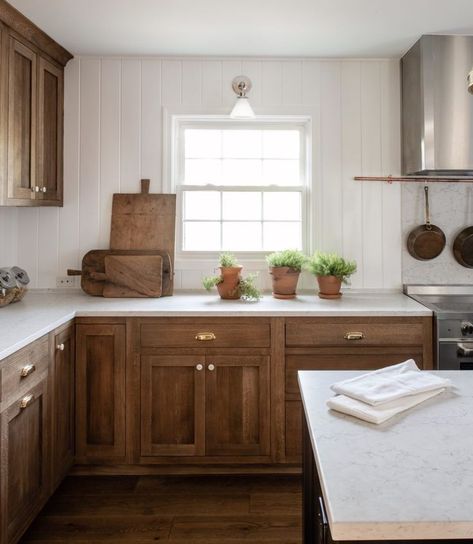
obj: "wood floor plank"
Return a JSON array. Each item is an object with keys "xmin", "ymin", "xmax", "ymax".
[{"xmin": 20, "ymin": 475, "xmax": 302, "ymax": 543}]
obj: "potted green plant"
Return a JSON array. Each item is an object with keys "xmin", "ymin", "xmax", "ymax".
[
  {"xmin": 266, "ymin": 249, "xmax": 306, "ymax": 299},
  {"xmin": 306, "ymin": 252, "xmax": 356, "ymax": 299},
  {"xmin": 202, "ymin": 253, "xmax": 261, "ymax": 301}
]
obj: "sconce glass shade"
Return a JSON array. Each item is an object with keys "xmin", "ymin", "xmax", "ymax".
[
  {"xmin": 230, "ymin": 96, "xmax": 255, "ymax": 119},
  {"xmin": 469, "ymin": 68, "xmax": 473, "ymax": 94}
]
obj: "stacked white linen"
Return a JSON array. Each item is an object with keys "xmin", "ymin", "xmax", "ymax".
[{"xmin": 327, "ymin": 360, "xmax": 451, "ymax": 424}]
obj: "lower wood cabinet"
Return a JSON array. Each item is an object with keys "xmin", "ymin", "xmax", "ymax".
[
  {"xmin": 51, "ymin": 323, "xmax": 75, "ymax": 488},
  {"xmin": 0, "ymin": 377, "xmax": 50, "ymax": 544},
  {"xmin": 75, "ymin": 322, "xmax": 126, "ymax": 463},
  {"xmin": 140, "ymin": 353, "xmax": 270, "ymax": 459}
]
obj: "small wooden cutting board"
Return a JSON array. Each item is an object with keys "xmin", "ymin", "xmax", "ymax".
[{"xmin": 104, "ymin": 255, "xmax": 163, "ymax": 297}]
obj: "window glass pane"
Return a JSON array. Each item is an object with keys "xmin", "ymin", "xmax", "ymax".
[
  {"xmin": 185, "ymin": 159, "xmax": 221, "ymax": 185},
  {"xmin": 184, "ymin": 191, "xmax": 220, "ymax": 220},
  {"xmin": 263, "ymin": 222, "xmax": 302, "ymax": 250},
  {"xmin": 262, "ymin": 159, "xmax": 299, "ymax": 186},
  {"xmin": 263, "ymin": 130, "xmax": 300, "ymax": 159},
  {"xmin": 183, "ymin": 222, "xmax": 220, "ymax": 251},
  {"xmin": 222, "ymin": 159, "xmax": 262, "ymax": 185},
  {"xmin": 223, "ymin": 222, "xmax": 262, "ymax": 251},
  {"xmin": 185, "ymin": 129, "xmax": 221, "ymax": 158},
  {"xmin": 222, "ymin": 192, "xmax": 261, "ymax": 220},
  {"xmin": 263, "ymin": 192, "xmax": 301, "ymax": 221},
  {"xmin": 222, "ymin": 130, "xmax": 262, "ymax": 158}
]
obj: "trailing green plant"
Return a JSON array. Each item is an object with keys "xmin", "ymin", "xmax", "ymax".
[
  {"xmin": 237, "ymin": 273, "xmax": 261, "ymax": 301},
  {"xmin": 306, "ymin": 252, "xmax": 357, "ymax": 284},
  {"xmin": 219, "ymin": 252, "xmax": 239, "ymax": 268},
  {"xmin": 202, "ymin": 275, "xmax": 222, "ymax": 290},
  {"xmin": 266, "ymin": 249, "xmax": 307, "ymax": 272}
]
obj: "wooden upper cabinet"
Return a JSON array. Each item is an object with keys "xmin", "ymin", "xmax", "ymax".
[
  {"xmin": 141, "ymin": 355, "xmax": 205, "ymax": 457},
  {"xmin": 37, "ymin": 56, "xmax": 63, "ymax": 204},
  {"xmin": 0, "ymin": 2, "xmax": 72, "ymax": 207},
  {"xmin": 75, "ymin": 323, "xmax": 126, "ymax": 462},
  {"xmin": 205, "ymin": 355, "xmax": 270, "ymax": 457},
  {"xmin": 7, "ymin": 37, "xmax": 36, "ymax": 201}
]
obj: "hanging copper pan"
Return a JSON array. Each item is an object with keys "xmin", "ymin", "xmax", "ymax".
[
  {"xmin": 453, "ymin": 198, "xmax": 473, "ymax": 268},
  {"xmin": 407, "ymin": 186, "xmax": 446, "ymax": 261}
]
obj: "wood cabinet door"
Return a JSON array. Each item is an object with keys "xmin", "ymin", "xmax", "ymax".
[
  {"xmin": 51, "ymin": 324, "xmax": 74, "ymax": 488},
  {"xmin": 7, "ymin": 37, "xmax": 36, "ymax": 201},
  {"xmin": 141, "ymin": 355, "xmax": 205, "ymax": 456},
  {"xmin": 37, "ymin": 56, "xmax": 63, "ymax": 204},
  {"xmin": 0, "ymin": 378, "xmax": 49, "ymax": 544},
  {"xmin": 205, "ymin": 355, "xmax": 270, "ymax": 456},
  {"xmin": 76, "ymin": 324, "xmax": 126, "ymax": 462}
]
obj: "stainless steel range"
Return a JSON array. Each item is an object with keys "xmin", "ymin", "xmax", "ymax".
[{"xmin": 405, "ymin": 285, "xmax": 473, "ymax": 370}]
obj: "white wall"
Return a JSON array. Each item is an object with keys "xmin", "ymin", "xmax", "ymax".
[{"xmin": 0, "ymin": 56, "xmax": 402, "ymax": 290}]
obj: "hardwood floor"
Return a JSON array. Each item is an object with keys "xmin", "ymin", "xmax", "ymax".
[{"xmin": 20, "ymin": 475, "xmax": 302, "ymax": 543}]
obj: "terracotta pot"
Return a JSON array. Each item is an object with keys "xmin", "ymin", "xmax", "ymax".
[
  {"xmin": 216, "ymin": 266, "xmax": 242, "ymax": 300},
  {"xmin": 316, "ymin": 275, "xmax": 342, "ymax": 299},
  {"xmin": 269, "ymin": 267, "xmax": 300, "ymax": 299}
]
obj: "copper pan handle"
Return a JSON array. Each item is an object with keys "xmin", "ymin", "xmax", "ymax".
[{"xmin": 424, "ymin": 185, "xmax": 432, "ymax": 230}]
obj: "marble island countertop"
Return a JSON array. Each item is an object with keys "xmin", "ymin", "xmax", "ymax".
[
  {"xmin": 0, "ymin": 289, "xmax": 430, "ymax": 362},
  {"xmin": 299, "ymin": 370, "xmax": 473, "ymax": 541}
]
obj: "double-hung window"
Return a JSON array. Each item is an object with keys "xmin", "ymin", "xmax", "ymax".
[{"xmin": 174, "ymin": 119, "xmax": 308, "ymax": 256}]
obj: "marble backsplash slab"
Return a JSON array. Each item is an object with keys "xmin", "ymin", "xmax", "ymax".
[{"xmin": 402, "ymin": 182, "xmax": 473, "ymax": 284}]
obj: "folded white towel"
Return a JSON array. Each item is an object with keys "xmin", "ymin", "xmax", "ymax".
[
  {"xmin": 327, "ymin": 388, "xmax": 445, "ymax": 424},
  {"xmin": 330, "ymin": 360, "xmax": 451, "ymax": 406}
]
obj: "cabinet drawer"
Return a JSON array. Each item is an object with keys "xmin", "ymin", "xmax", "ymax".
[
  {"xmin": 0, "ymin": 335, "xmax": 49, "ymax": 405},
  {"xmin": 285, "ymin": 318, "xmax": 424, "ymax": 347},
  {"xmin": 139, "ymin": 319, "xmax": 271, "ymax": 348}
]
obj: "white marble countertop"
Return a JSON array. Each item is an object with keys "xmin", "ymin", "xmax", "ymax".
[
  {"xmin": 0, "ymin": 289, "xmax": 430, "ymax": 362},
  {"xmin": 299, "ymin": 370, "xmax": 473, "ymax": 541}
]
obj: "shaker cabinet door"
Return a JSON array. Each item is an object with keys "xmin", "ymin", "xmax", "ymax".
[
  {"xmin": 37, "ymin": 56, "xmax": 63, "ymax": 203},
  {"xmin": 141, "ymin": 355, "xmax": 206, "ymax": 456},
  {"xmin": 205, "ymin": 355, "xmax": 270, "ymax": 457},
  {"xmin": 75, "ymin": 323, "xmax": 126, "ymax": 462},
  {"xmin": 7, "ymin": 37, "xmax": 36, "ymax": 201}
]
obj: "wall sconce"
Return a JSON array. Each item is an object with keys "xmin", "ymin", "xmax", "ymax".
[
  {"xmin": 230, "ymin": 76, "xmax": 255, "ymax": 119},
  {"xmin": 468, "ymin": 69, "xmax": 473, "ymax": 94}
]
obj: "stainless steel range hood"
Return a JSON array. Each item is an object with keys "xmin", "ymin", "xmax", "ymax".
[{"xmin": 402, "ymin": 35, "xmax": 473, "ymax": 176}]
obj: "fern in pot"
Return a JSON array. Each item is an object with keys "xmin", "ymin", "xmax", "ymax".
[
  {"xmin": 266, "ymin": 249, "xmax": 306, "ymax": 299},
  {"xmin": 306, "ymin": 252, "xmax": 356, "ymax": 299},
  {"xmin": 202, "ymin": 253, "xmax": 261, "ymax": 301}
]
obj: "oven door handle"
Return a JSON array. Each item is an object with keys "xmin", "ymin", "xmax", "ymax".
[{"xmin": 457, "ymin": 342, "xmax": 473, "ymax": 357}]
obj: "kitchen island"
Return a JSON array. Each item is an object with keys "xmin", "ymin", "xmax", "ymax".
[{"xmin": 299, "ymin": 370, "xmax": 473, "ymax": 543}]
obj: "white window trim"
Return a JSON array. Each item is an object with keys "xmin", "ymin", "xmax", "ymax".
[{"xmin": 163, "ymin": 109, "xmax": 313, "ymax": 269}]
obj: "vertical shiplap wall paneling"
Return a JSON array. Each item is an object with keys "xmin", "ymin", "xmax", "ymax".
[
  {"xmin": 380, "ymin": 60, "xmax": 402, "ymax": 288},
  {"xmin": 319, "ymin": 62, "xmax": 343, "ymax": 255},
  {"xmin": 141, "ymin": 60, "xmax": 163, "ymax": 192},
  {"xmin": 341, "ymin": 61, "xmax": 363, "ymax": 288},
  {"xmin": 3, "ymin": 56, "xmax": 402, "ymax": 289},
  {"xmin": 120, "ymin": 60, "xmax": 141, "ymax": 194},
  {"xmin": 59, "ymin": 58, "xmax": 80, "ymax": 277},
  {"xmin": 78, "ymin": 59, "xmax": 101, "ymax": 257},
  {"xmin": 99, "ymin": 58, "xmax": 121, "ymax": 248},
  {"xmin": 361, "ymin": 61, "xmax": 384, "ymax": 288}
]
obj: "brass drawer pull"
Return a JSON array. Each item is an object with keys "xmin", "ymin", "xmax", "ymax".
[
  {"xmin": 195, "ymin": 332, "xmax": 216, "ymax": 341},
  {"xmin": 19, "ymin": 394, "xmax": 34, "ymax": 409},
  {"xmin": 344, "ymin": 331, "xmax": 364, "ymax": 341},
  {"xmin": 20, "ymin": 364, "xmax": 36, "ymax": 378}
]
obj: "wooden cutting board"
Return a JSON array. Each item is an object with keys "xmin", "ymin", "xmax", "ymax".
[
  {"xmin": 103, "ymin": 255, "xmax": 163, "ymax": 297},
  {"xmin": 110, "ymin": 180, "xmax": 176, "ymax": 292},
  {"xmin": 69, "ymin": 249, "xmax": 173, "ymax": 297}
]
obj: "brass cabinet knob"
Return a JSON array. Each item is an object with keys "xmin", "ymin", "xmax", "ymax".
[
  {"xmin": 42, "ymin": 186, "xmax": 47, "ymax": 193},
  {"xmin": 20, "ymin": 364, "xmax": 36, "ymax": 378},
  {"xmin": 19, "ymin": 394, "xmax": 34, "ymax": 409},
  {"xmin": 344, "ymin": 331, "xmax": 364, "ymax": 341},
  {"xmin": 207, "ymin": 364, "xmax": 215, "ymax": 371},
  {"xmin": 56, "ymin": 343, "xmax": 65, "ymax": 351},
  {"xmin": 195, "ymin": 332, "xmax": 216, "ymax": 341},
  {"xmin": 195, "ymin": 363, "xmax": 204, "ymax": 371}
]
